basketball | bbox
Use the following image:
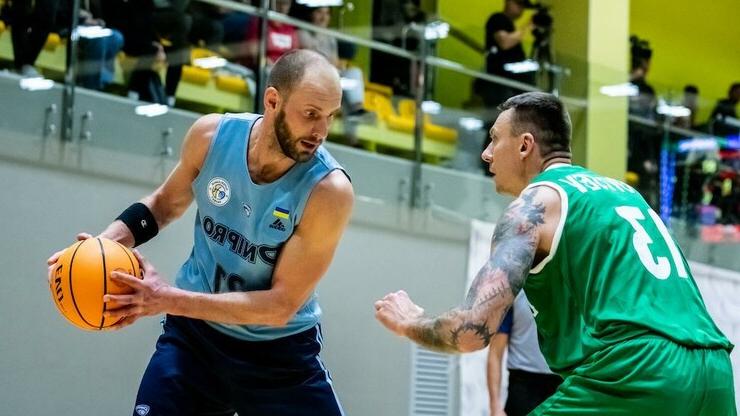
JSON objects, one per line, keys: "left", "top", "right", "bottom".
{"left": 49, "top": 238, "right": 142, "bottom": 330}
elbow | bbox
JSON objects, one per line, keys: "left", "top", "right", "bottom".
{"left": 267, "top": 313, "right": 292, "bottom": 327}
{"left": 265, "top": 302, "right": 301, "bottom": 327}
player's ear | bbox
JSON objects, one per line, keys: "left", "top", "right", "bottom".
{"left": 520, "top": 132, "right": 535, "bottom": 158}
{"left": 264, "top": 87, "right": 280, "bottom": 112}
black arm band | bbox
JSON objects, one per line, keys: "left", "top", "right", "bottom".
{"left": 116, "top": 202, "right": 159, "bottom": 247}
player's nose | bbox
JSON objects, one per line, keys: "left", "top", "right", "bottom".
{"left": 481, "top": 142, "right": 493, "bottom": 163}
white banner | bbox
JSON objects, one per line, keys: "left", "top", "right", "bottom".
{"left": 462, "top": 220, "right": 740, "bottom": 414}
{"left": 460, "top": 220, "right": 500, "bottom": 416}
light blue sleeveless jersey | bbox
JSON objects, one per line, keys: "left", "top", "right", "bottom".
{"left": 174, "top": 113, "right": 346, "bottom": 341}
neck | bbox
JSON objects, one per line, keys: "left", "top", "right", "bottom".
{"left": 541, "top": 152, "right": 572, "bottom": 172}
{"left": 248, "top": 118, "right": 296, "bottom": 184}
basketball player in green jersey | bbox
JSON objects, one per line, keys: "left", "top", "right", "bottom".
{"left": 375, "top": 92, "right": 736, "bottom": 414}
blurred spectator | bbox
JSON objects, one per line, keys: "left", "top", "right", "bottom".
{"left": 215, "top": 1, "right": 254, "bottom": 62}
{"left": 297, "top": 6, "right": 365, "bottom": 115}
{"left": 478, "top": 0, "right": 533, "bottom": 108}
{"left": 8, "top": 0, "right": 62, "bottom": 77}
{"left": 221, "top": 3, "right": 253, "bottom": 44}
{"left": 102, "top": 0, "right": 165, "bottom": 103}
{"left": 628, "top": 35, "right": 656, "bottom": 117}
{"left": 244, "top": 0, "right": 297, "bottom": 71}
{"left": 710, "top": 82, "right": 740, "bottom": 137}
{"left": 102, "top": 0, "right": 191, "bottom": 106}
{"left": 152, "top": 0, "right": 192, "bottom": 107}
{"left": 187, "top": 2, "right": 225, "bottom": 50}
{"left": 674, "top": 85, "right": 699, "bottom": 129}
{"left": 369, "top": 0, "right": 427, "bottom": 96}
{"left": 75, "top": 0, "right": 124, "bottom": 91}
{"left": 627, "top": 35, "right": 659, "bottom": 208}
{"left": 706, "top": 167, "right": 739, "bottom": 225}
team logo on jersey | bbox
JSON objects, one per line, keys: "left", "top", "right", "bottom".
{"left": 207, "top": 177, "right": 230, "bottom": 206}
{"left": 134, "top": 404, "right": 150, "bottom": 415}
{"left": 269, "top": 218, "right": 286, "bottom": 231}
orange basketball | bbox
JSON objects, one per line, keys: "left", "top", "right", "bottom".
{"left": 49, "top": 237, "right": 142, "bottom": 330}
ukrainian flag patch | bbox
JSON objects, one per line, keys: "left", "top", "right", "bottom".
{"left": 272, "top": 206, "right": 290, "bottom": 219}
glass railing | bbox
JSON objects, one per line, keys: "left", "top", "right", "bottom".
{"left": 0, "top": 0, "right": 736, "bottom": 237}
{"left": 625, "top": 77, "right": 740, "bottom": 241}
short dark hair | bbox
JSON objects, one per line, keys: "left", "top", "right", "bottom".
{"left": 267, "top": 49, "right": 332, "bottom": 98}
{"left": 629, "top": 35, "right": 652, "bottom": 71}
{"left": 684, "top": 85, "right": 699, "bottom": 95}
{"left": 498, "top": 92, "right": 572, "bottom": 157}
{"left": 729, "top": 82, "right": 740, "bottom": 96}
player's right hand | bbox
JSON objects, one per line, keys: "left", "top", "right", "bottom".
{"left": 46, "top": 233, "right": 93, "bottom": 283}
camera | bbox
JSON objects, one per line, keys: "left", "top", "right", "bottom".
{"left": 531, "top": 3, "right": 553, "bottom": 43}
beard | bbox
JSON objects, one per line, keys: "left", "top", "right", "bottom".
{"left": 274, "top": 108, "right": 315, "bottom": 163}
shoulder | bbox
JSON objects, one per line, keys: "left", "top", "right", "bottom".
{"left": 298, "top": 170, "right": 354, "bottom": 233}
{"left": 487, "top": 13, "right": 508, "bottom": 28}
{"left": 181, "top": 113, "right": 222, "bottom": 170}
{"left": 310, "top": 170, "right": 354, "bottom": 211}
{"left": 496, "top": 185, "right": 561, "bottom": 241}
{"left": 512, "top": 185, "right": 561, "bottom": 215}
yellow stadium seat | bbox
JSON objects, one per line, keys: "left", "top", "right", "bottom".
{"left": 365, "top": 81, "right": 393, "bottom": 98}
{"left": 215, "top": 74, "right": 249, "bottom": 95}
{"left": 386, "top": 114, "right": 415, "bottom": 133}
{"left": 396, "top": 98, "right": 458, "bottom": 143}
{"left": 625, "top": 171, "right": 640, "bottom": 186}
{"left": 425, "top": 123, "right": 458, "bottom": 143}
{"left": 363, "top": 91, "right": 378, "bottom": 112}
{"left": 191, "top": 47, "right": 218, "bottom": 62}
{"left": 181, "top": 65, "right": 211, "bottom": 85}
{"left": 369, "top": 94, "right": 397, "bottom": 122}
{"left": 398, "top": 99, "right": 416, "bottom": 118}
{"left": 44, "top": 33, "right": 62, "bottom": 51}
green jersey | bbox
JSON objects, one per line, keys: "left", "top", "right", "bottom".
{"left": 523, "top": 165, "right": 733, "bottom": 376}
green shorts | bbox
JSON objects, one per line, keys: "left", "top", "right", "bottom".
{"left": 532, "top": 336, "right": 736, "bottom": 415}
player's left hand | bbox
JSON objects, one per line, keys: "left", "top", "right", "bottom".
{"left": 374, "top": 290, "right": 425, "bottom": 337}
{"left": 103, "top": 249, "right": 173, "bottom": 330}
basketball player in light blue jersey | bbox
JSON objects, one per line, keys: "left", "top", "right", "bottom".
{"left": 47, "top": 50, "right": 354, "bottom": 416}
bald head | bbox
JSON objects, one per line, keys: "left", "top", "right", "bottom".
{"left": 267, "top": 49, "right": 340, "bottom": 99}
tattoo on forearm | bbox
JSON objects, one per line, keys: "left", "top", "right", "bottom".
{"left": 407, "top": 188, "right": 545, "bottom": 353}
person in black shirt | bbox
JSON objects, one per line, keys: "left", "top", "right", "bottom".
{"left": 7, "top": 0, "right": 62, "bottom": 77}
{"left": 710, "top": 82, "right": 740, "bottom": 136}
{"left": 477, "top": 0, "right": 533, "bottom": 174}
{"left": 480, "top": 0, "right": 533, "bottom": 107}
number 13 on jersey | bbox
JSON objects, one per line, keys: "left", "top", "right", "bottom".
{"left": 615, "top": 205, "right": 688, "bottom": 280}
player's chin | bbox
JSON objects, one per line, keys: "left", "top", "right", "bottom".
{"left": 492, "top": 177, "right": 508, "bottom": 195}
{"left": 292, "top": 150, "right": 315, "bottom": 163}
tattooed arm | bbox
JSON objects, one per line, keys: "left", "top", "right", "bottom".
{"left": 375, "top": 186, "right": 560, "bottom": 353}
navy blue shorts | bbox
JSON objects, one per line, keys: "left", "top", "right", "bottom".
{"left": 132, "top": 315, "right": 344, "bottom": 416}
